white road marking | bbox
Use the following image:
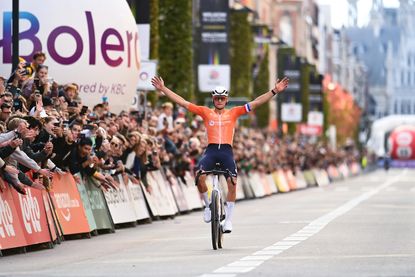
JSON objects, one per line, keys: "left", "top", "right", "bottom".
{"left": 199, "top": 170, "right": 405, "bottom": 276}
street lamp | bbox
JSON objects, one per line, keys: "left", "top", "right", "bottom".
{"left": 12, "top": 0, "right": 19, "bottom": 72}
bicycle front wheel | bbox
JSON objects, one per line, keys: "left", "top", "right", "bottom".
{"left": 211, "top": 190, "right": 219, "bottom": 250}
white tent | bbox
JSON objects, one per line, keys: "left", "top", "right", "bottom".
{"left": 367, "top": 115, "right": 415, "bottom": 156}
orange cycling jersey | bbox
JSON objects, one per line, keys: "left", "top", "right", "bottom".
{"left": 187, "top": 103, "right": 251, "bottom": 145}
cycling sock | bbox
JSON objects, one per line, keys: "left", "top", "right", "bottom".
{"left": 225, "top": 201, "right": 235, "bottom": 222}
{"left": 202, "top": 192, "right": 209, "bottom": 207}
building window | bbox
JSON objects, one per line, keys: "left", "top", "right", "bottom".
{"left": 401, "top": 101, "right": 405, "bottom": 114}
{"left": 395, "top": 100, "right": 398, "bottom": 114}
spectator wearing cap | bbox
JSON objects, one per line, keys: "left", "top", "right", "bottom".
{"left": 0, "top": 103, "right": 12, "bottom": 122}
{"left": 157, "top": 102, "right": 174, "bottom": 132}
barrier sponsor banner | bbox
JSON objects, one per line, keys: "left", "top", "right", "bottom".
{"left": 303, "top": 170, "right": 317, "bottom": 187}
{"left": 50, "top": 173, "right": 91, "bottom": 235}
{"left": 164, "top": 169, "right": 189, "bottom": 213}
{"left": 44, "top": 191, "right": 64, "bottom": 238}
{"left": 140, "top": 182, "right": 160, "bottom": 217}
{"left": 0, "top": 185, "right": 27, "bottom": 250}
{"left": 259, "top": 173, "right": 272, "bottom": 196}
{"left": 265, "top": 174, "right": 278, "bottom": 194}
{"left": 149, "top": 171, "right": 178, "bottom": 216}
{"left": 241, "top": 173, "right": 255, "bottom": 199}
{"left": 75, "top": 178, "right": 97, "bottom": 232}
{"left": 350, "top": 162, "right": 361, "bottom": 175}
{"left": 83, "top": 178, "right": 114, "bottom": 231}
{"left": 42, "top": 192, "right": 58, "bottom": 242}
{"left": 11, "top": 188, "right": 51, "bottom": 246}
{"left": 248, "top": 173, "right": 265, "bottom": 198}
{"left": 125, "top": 179, "right": 150, "bottom": 220}
{"left": 284, "top": 170, "right": 297, "bottom": 190}
{"left": 338, "top": 163, "right": 350, "bottom": 178}
{"left": 179, "top": 172, "right": 203, "bottom": 210}
{"left": 236, "top": 177, "right": 246, "bottom": 200}
{"left": 103, "top": 175, "right": 137, "bottom": 224}
{"left": 273, "top": 170, "right": 290, "bottom": 193}
{"left": 327, "top": 165, "right": 341, "bottom": 181}
{"left": 146, "top": 172, "right": 175, "bottom": 216}
{"left": 294, "top": 171, "right": 308, "bottom": 189}
{"left": 313, "top": 169, "right": 330, "bottom": 186}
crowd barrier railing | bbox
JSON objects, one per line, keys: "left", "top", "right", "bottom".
{"left": 0, "top": 162, "right": 362, "bottom": 254}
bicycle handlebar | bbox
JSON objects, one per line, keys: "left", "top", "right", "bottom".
{"left": 195, "top": 169, "right": 236, "bottom": 186}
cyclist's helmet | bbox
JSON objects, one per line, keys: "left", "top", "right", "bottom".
{"left": 211, "top": 86, "right": 229, "bottom": 97}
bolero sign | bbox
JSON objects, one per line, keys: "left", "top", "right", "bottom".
{"left": 0, "top": 0, "right": 140, "bottom": 112}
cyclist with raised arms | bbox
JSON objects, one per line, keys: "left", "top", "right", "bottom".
{"left": 151, "top": 76, "right": 289, "bottom": 233}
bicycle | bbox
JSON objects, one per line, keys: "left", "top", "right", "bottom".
{"left": 196, "top": 163, "right": 235, "bottom": 250}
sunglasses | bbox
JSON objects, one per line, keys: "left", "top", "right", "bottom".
{"left": 111, "top": 141, "right": 119, "bottom": 148}
{"left": 213, "top": 96, "right": 227, "bottom": 101}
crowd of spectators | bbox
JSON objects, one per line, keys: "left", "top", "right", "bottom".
{"left": 0, "top": 52, "right": 363, "bottom": 196}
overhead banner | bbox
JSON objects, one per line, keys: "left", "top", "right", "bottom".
{"left": 198, "top": 0, "right": 230, "bottom": 92}
{"left": 282, "top": 103, "right": 302, "bottom": 122}
{"left": 0, "top": 0, "right": 140, "bottom": 113}
{"left": 279, "top": 51, "right": 302, "bottom": 103}
{"left": 308, "top": 111, "right": 323, "bottom": 126}
{"left": 198, "top": 64, "right": 230, "bottom": 92}
{"left": 309, "top": 73, "right": 323, "bottom": 111}
{"left": 137, "top": 24, "right": 150, "bottom": 61}
{"left": 137, "top": 60, "right": 157, "bottom": 90}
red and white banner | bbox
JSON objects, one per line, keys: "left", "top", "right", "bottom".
{"left": 0, "top": 186, "right": 28, "bottom": 250}
{"left": 299, "top": 124, "right": 322, "bottom": 136}
{"left": 49, "top": 173, "right": 91, "bottom": 235}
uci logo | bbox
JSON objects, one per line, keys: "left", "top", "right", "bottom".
{"left": 209, "top": 120, "right": 215, "bottom": 126}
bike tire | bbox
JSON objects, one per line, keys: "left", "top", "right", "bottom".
{"left": 217, "top": 198, "right": 224, "bottom": 249}
{"left": 211, "top": 190, "right": 219, "bottom": 250}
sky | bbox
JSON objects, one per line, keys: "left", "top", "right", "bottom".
{"left": 317, "top": 0, "right": 400, "bottom": 28}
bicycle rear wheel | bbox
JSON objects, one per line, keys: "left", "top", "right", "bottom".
{"left": 211, "top": 190, "right": 219, "bottom": 250}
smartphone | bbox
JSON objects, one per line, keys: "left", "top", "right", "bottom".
{"left": 84, "top": 124, "right": 95, "bottom": 130}
{"left": 80, "top": 105, "right": 88, "bottom": 115}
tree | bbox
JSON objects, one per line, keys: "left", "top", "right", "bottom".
{"left": 159, "top": 0, "right": 194, "bottom": 100}
{"left": 230, "top": 11, "right": 253, "bottom": 98}
{"left": 253, "top": 48, "right": 270, "bottom": 128}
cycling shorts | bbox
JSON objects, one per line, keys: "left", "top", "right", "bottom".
{"left": 196, "top": 144, "right": 237, "bottom": 180}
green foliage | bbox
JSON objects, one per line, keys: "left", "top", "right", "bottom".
{"left": 230, "top": 12, "right": 253, "bottom": 98}
{"left": 150, "top": 0, "right": 159, "bottom": 60}
{"left": 253, "top": 48, "right": 270, "bottom": 128}
{"left": 158, "top": 0, "right": 194, "bottom": 101}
